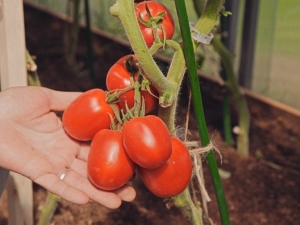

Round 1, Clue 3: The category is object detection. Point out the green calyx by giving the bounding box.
[137,3,167,46]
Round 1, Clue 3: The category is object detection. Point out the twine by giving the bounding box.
[186,141,212,203]
[188,140,222,163]
[182,90,220,224]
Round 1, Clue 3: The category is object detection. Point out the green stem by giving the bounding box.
[191,0,207,18]
[174,1,230,225]
[64,0,81,68]
[38,192,60,225]
[211,36,250,156]
[220,16,233,147]
[106,84,136,103]
[172,188,203,225]
[194,0,225,35]
[26,50,41,87]
[222,93,233,147]
[110,0,173,105]
[84,0,97,86]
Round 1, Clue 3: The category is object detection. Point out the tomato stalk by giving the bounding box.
[194,0,225,36]
[132,76,144,117]
[137,3,167,46]
[110,0,174,106]
[158,40,186,126]
[105,84,136,103]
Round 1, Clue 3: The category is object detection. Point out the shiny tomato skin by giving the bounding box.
[135,1,175,47]
[62,89,119,141]
[88,129,136,191]
[138,136,192,198]
[106,55,158,114]
[122,115,172,169]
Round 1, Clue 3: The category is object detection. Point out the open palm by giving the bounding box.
[0,86,135,208]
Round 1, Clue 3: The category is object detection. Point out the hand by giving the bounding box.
[0,86,136,208]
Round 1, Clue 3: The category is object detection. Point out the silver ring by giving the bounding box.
[59,169,69,181]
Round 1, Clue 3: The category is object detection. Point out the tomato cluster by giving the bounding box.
[62,1,191,198]
[62,89,192,197]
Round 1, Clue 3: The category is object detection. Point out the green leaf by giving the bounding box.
[221,11,232,17]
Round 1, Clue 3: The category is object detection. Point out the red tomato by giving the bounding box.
[135,1,175,47]
[122,115,172,169]
[88,129,136,191]
[62,89,119,141]
[106,55,158,114]
[138,136,192,198]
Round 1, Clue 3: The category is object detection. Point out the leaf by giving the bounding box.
[220,11,232,17]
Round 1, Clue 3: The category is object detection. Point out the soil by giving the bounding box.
[1,4,300,225]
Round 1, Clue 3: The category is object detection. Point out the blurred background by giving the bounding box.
[24,0,300,110]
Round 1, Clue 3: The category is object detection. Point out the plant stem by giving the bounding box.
[110,0,173,105]
[192,0,207,18]
[174,0,230,225]
[64,0,81,69]
[26,50,41,86]
[222,93,233,147]
[172,188,203,225]
[195,0,225,35]
[211,36,250,156]
[84,0,97,86]
[37,192,60,225]
[220,16,233,147]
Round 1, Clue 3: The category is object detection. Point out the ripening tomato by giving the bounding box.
[62,89,119,141]
[106,55,158,114]
[88,129,136,191]
[135,1,175,47]
[122,115,172,169]
[138,136,192,198]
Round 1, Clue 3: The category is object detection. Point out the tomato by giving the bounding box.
[138,136,192,198]
[62,89,119,141]
[135,1,175,47]
[88,129,136,191]
[106,55,158,114]
[122,115,172,169]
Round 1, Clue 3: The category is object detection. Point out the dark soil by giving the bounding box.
[1,4,300,225]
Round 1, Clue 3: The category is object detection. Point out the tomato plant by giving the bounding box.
[62,89,119,141]
[135,1,175,47]
[138,136,192,198]
[87,129,136,191]
[106,55,158,114]
[122,115,172,169]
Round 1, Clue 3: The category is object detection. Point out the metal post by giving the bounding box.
[238,0,260,89]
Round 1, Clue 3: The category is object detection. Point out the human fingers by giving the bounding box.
[41,87,82,112]
[114,184,136,202]
[35,173,90,205]
[70,159,136,202]
[76,142,90,161]
[59,169,124,209]
[70,158,88,178]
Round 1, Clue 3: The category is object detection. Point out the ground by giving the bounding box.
[1,4,300,225]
